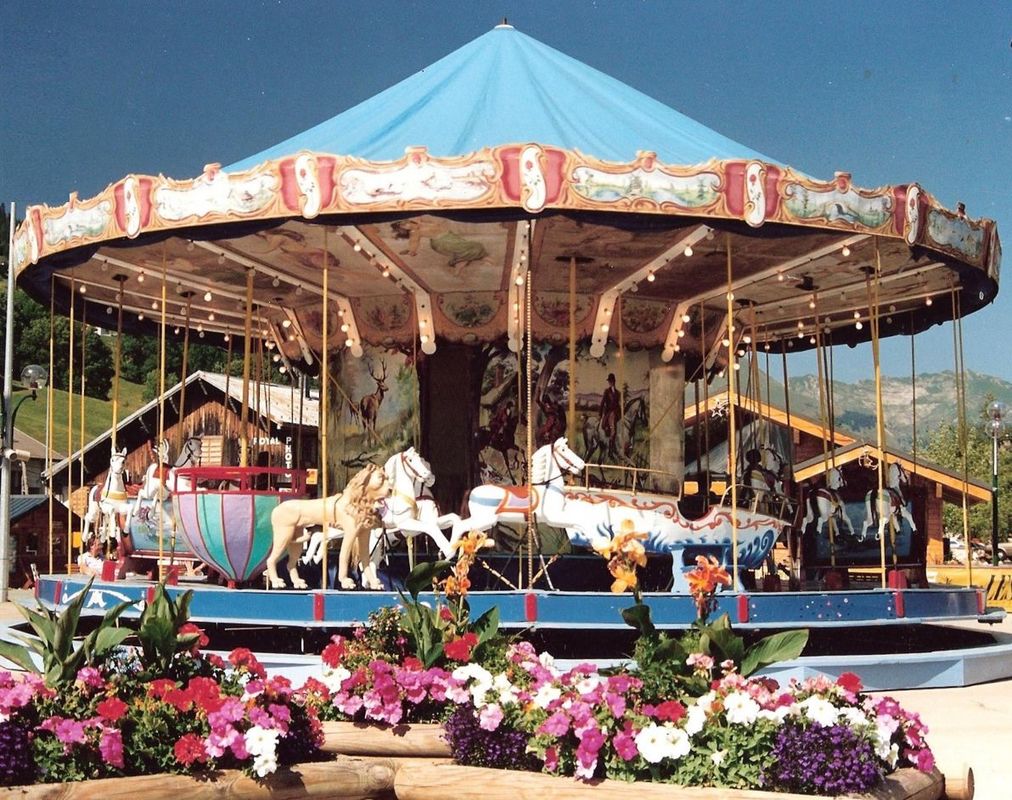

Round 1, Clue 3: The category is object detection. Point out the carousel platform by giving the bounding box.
[22,575,1008,690]
[34,572,995,631]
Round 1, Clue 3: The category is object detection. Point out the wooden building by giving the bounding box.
[684,391,988,574]
[46,371,319,513]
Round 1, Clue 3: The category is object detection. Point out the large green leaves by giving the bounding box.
[0,579,132,687]
[135,584,199,677]
[740,630,809,677]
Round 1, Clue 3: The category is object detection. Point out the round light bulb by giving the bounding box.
[203,291,212,302]
[683,245,693,257]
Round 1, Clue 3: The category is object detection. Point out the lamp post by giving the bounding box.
[986,400,1008,568]
[0,364,49,601]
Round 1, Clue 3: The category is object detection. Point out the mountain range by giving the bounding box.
[726,370,1010,451]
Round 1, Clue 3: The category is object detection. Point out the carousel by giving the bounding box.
[12,24,1002,640]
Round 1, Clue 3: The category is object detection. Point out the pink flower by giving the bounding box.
[100,728,125,768]
[544,745,559,772]
[75,667,104,691]
[539,710,570,737]
[612,721,639,761]
[574,724,606,780]
[915,747,935,772]
[836,672,863,695]
[54,717,88,746]
[478,704,503,731]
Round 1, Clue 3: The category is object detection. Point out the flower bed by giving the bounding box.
[0,541,948,798]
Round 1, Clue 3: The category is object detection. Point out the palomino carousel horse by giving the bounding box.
[453,437,787,590]
[303,447,470,569]
[801,466,856,542]
[81,446,130,544]
[860,462,916,542]
[266,464,391,590]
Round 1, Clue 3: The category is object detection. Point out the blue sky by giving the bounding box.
[2,1,1009,384]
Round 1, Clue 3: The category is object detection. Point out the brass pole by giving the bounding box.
[725,236,739,585]
[67,276,74,571]
[240,269,254,468]
[567,255,576,445]
[321,230,330,591]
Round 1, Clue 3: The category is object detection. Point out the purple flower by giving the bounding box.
[767,721,881,794]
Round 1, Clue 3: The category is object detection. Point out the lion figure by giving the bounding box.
[266,464,390,590]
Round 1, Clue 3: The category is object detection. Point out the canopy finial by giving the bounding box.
[495,17,514,29]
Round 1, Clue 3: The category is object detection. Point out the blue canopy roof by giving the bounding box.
[228,24,772,172]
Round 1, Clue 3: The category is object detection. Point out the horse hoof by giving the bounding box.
[292,580,308,590]
[269,579,286,589]
[339,578,356,590]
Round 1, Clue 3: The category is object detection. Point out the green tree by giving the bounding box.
[922,394,1012,545]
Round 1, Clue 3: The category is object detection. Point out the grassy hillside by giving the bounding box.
[11,380,146,455]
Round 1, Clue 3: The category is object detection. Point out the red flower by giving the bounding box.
[96,696,129,722]
[439,607,454,622]
[654,700,686,723]
[173,732,207,766]
[443,632,479,662]
[321,637,347,668]
[148,678,177,699]
[186,676,222,712]
[836,672,863,695]
[402,656,424,671]
[164,687,194,713]
[179,622,210,652]
[228,647,266,679]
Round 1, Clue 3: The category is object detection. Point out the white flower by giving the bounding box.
[244,725,280,758]
[452,663,493,684]
[532,683,562,709]
[574,674,601,696]
[711,749,727,766]
[538,651,556,670]
[723,691,760,725]
[800,696,839,728]
[839,706,869,730]
[757,706,791,725]
[684,703,708,736]
[634,724,668,764]
[634,723,691,764]
[252,752,278,777]
[696,690,716,713]
[321,665,351,694]
[492,673,518,705]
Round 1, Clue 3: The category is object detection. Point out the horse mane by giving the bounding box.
[529,445,551,484]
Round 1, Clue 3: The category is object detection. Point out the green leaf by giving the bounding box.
[471,606,500,645]
[740,630,809,677]
[621,602,655,635]
[0,639,38,673]
[405,560,451,599]
[86,626,132,661]
[706,624,745,665]
[422,640,445,668]
[652,636,688,663]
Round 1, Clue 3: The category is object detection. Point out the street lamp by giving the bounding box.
[986,400,1008,567]
[0,364,49,601]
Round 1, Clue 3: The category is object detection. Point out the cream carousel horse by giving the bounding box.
[860,462,916,542]
[124,437,202,534]
[81,446,130,544]
[303,447,470,568]
[266,464,391,590]
[454,437,787,590]
[801,466,856,541]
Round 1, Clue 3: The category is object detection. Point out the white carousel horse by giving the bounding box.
[860,462,916,542]
[801,467,856,541]
[81,446,130,544]
[303,447,466,568]
[454,437,787,590]
[124,437,202,534]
